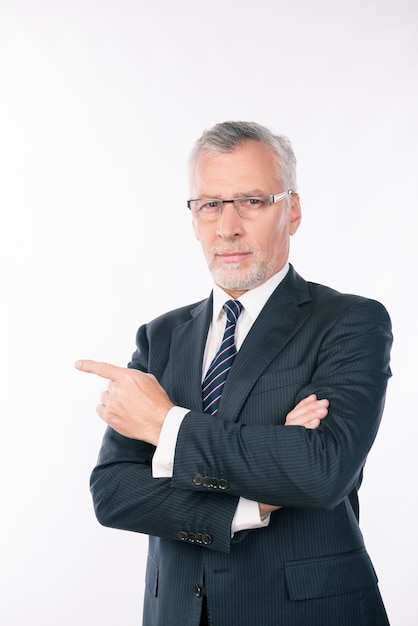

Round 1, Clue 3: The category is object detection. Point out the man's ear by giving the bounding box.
[289,193,301,235]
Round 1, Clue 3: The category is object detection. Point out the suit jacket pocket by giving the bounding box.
[145,554,159,597]
[284,549,378,601]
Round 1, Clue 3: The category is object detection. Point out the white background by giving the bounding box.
[1,0,417,624]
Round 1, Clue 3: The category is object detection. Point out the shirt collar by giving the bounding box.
[212,263,289,323]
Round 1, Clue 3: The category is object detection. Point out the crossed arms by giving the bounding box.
[76,357,328,520]
[77,296,392,552]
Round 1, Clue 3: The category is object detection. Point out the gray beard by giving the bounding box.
[208,261,272,292]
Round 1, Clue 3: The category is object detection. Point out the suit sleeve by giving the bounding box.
[171,298,392,509]
[89,325,239,554]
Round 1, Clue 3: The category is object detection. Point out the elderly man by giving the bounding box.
[77,121,392,625]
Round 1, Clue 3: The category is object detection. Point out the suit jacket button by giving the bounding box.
[193,473,204,486]
[178,531,189,541]
[194,584,202,598]
[203,476,212,488]
[218,479,229,490]
[188,532,196,543]
[202,533,212,545]
[211,478,219,488]
[195,533,203,544]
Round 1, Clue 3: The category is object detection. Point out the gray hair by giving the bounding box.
[189,120,297,191]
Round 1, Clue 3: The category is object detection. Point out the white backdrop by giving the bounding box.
[1,1,417,624]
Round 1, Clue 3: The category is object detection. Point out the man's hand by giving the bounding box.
[75,360,174,446]
[259,394,329,517]
[285,393,329,429]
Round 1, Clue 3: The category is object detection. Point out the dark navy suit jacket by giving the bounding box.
[90,265,392,625]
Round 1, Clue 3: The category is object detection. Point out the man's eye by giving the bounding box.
[200,200,221,211]
[240,197,266,208]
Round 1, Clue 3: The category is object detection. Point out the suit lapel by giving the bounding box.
[217,267,312,419]
[169,295,212,411]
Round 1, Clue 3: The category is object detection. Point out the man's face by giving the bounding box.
[191,140,301,298]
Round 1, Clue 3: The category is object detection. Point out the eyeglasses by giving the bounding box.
[187,190,293,220]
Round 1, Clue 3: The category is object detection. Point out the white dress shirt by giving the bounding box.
[152,264,290,535]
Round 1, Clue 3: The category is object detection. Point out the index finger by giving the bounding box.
[74,359,124,380]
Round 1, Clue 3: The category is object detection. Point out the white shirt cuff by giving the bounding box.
[231,497,271,536]
[152,405,189,477]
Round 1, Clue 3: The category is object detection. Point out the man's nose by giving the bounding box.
[217,202,244,239]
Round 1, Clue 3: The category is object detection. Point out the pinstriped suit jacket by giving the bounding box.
[90,265,392,626]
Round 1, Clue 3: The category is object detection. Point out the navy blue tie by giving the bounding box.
[202,300,243,415]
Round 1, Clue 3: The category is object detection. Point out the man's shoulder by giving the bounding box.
[305,280,391,326]
[287,266,390,320]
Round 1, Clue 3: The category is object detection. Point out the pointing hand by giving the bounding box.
[75,360,174,445]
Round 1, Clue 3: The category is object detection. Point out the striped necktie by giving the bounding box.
[202,300,243,415]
